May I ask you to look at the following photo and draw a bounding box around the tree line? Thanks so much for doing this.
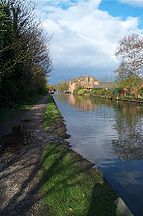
[0,0,52,106]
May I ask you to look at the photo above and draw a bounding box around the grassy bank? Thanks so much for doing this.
[40,97,120,216]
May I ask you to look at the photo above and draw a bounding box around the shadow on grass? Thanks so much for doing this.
[0,97,119,216]
[0,141,119,216]
[39,142,119,216]
[86,183,118,216]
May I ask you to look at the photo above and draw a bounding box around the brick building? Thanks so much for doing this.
[68,76,99,93]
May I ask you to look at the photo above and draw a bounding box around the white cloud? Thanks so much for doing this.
[34,0,142,83]
[119,0,143,7]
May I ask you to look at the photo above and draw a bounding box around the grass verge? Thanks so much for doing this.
[40,96,121,216]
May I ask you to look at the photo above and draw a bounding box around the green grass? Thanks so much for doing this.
[44,102,60,129]
[44,98,66,138]
[40,98,120,216]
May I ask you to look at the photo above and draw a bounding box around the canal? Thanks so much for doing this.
[54,94,143,216]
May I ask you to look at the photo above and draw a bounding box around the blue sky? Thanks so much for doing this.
[100,0,143,28]
[34,0,143,84]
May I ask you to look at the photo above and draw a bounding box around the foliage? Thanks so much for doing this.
[55,81,68,92]
[113,88,120,97]
[115,76,142,98]
[73,86,85,95]
[139,88,143,97]
[90,88,113,97]
[47,84,55,91]
[0,0,52,106]
[77,88,87,95]
[115,34,143,98]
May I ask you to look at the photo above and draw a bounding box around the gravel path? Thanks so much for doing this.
[0,96,52,216]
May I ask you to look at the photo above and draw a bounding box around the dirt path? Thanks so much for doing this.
[0,96,51,216]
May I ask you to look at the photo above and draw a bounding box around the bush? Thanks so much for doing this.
[139,88,143,97]
[77,89,87,95]
[90,88,103,96]
[90,88,113,97]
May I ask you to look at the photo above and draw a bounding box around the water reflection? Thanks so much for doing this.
[112,103,143,160]
[57,94,96,111]
[91,98,143,160]
[57,94,143,160]
[54,94,143,216]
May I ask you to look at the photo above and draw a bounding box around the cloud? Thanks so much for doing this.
[115,171,143,185]
[119,0,143,7]
[34,0,142,83]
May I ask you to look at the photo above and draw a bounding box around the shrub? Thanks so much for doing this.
[77,88,87,95]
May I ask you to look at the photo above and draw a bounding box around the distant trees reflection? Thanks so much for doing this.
[57,94,143,160]
[67,95,143,160]
[58,94,97,111]
[112,103,143,160]
[68,95,96,111]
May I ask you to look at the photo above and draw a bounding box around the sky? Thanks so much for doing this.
[33,0,143,84]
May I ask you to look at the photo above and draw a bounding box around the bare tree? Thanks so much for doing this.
[115,34,143,79]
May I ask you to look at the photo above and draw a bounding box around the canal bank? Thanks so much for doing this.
[0,94,133,215]
[41,95,135,216]
[40,96,121,215]
[53,93,143,216]
[72,86,143,105]
[90,94,143,105]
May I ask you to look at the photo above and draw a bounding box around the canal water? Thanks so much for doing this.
[54,94,143,216]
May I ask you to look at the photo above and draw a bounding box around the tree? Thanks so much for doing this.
[115,34,143,79]
[0,2,13,77]
[115,34,143,98]
[55,81,68,92]
[115,76,142,98]
[0,0,52,104]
